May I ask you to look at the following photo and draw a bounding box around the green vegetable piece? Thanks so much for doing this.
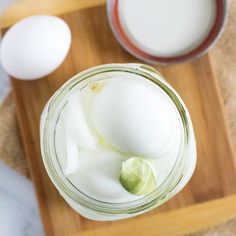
[119,157,156,196]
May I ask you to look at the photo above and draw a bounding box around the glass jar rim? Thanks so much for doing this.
[107,0,227,64]
[40,63,191,214]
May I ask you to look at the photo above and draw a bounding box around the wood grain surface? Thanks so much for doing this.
[10,4,236,236]
[1,0,105,28]
[69,194,236,236]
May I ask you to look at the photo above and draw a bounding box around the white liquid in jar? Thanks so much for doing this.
[55,73,182,203]
[118,0,216,57]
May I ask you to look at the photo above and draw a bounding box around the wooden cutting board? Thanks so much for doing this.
[5,2,236,236]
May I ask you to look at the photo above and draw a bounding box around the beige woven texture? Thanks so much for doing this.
[0,91,29,176]
[0,0,235,234]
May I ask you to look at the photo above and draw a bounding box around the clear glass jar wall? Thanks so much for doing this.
[40,63,196,221]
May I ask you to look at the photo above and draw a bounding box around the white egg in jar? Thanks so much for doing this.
[91,76,181,159]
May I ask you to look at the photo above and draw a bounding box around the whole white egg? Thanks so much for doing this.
[91,76,181,159]
[0,15,71,80]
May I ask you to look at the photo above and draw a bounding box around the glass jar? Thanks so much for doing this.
[40,63,196,221]
[107,0,227,64]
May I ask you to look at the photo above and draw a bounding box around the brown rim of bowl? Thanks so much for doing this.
[107,0,227,65]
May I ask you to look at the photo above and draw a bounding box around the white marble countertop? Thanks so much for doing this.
[0,66,44,236]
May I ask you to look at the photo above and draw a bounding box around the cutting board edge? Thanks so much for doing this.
[69,194,236,236]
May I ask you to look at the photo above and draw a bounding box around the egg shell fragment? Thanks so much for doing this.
[62,91,97,175]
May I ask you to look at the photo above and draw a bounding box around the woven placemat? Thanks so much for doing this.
[0,1,236,234]
[0,91,29,177]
